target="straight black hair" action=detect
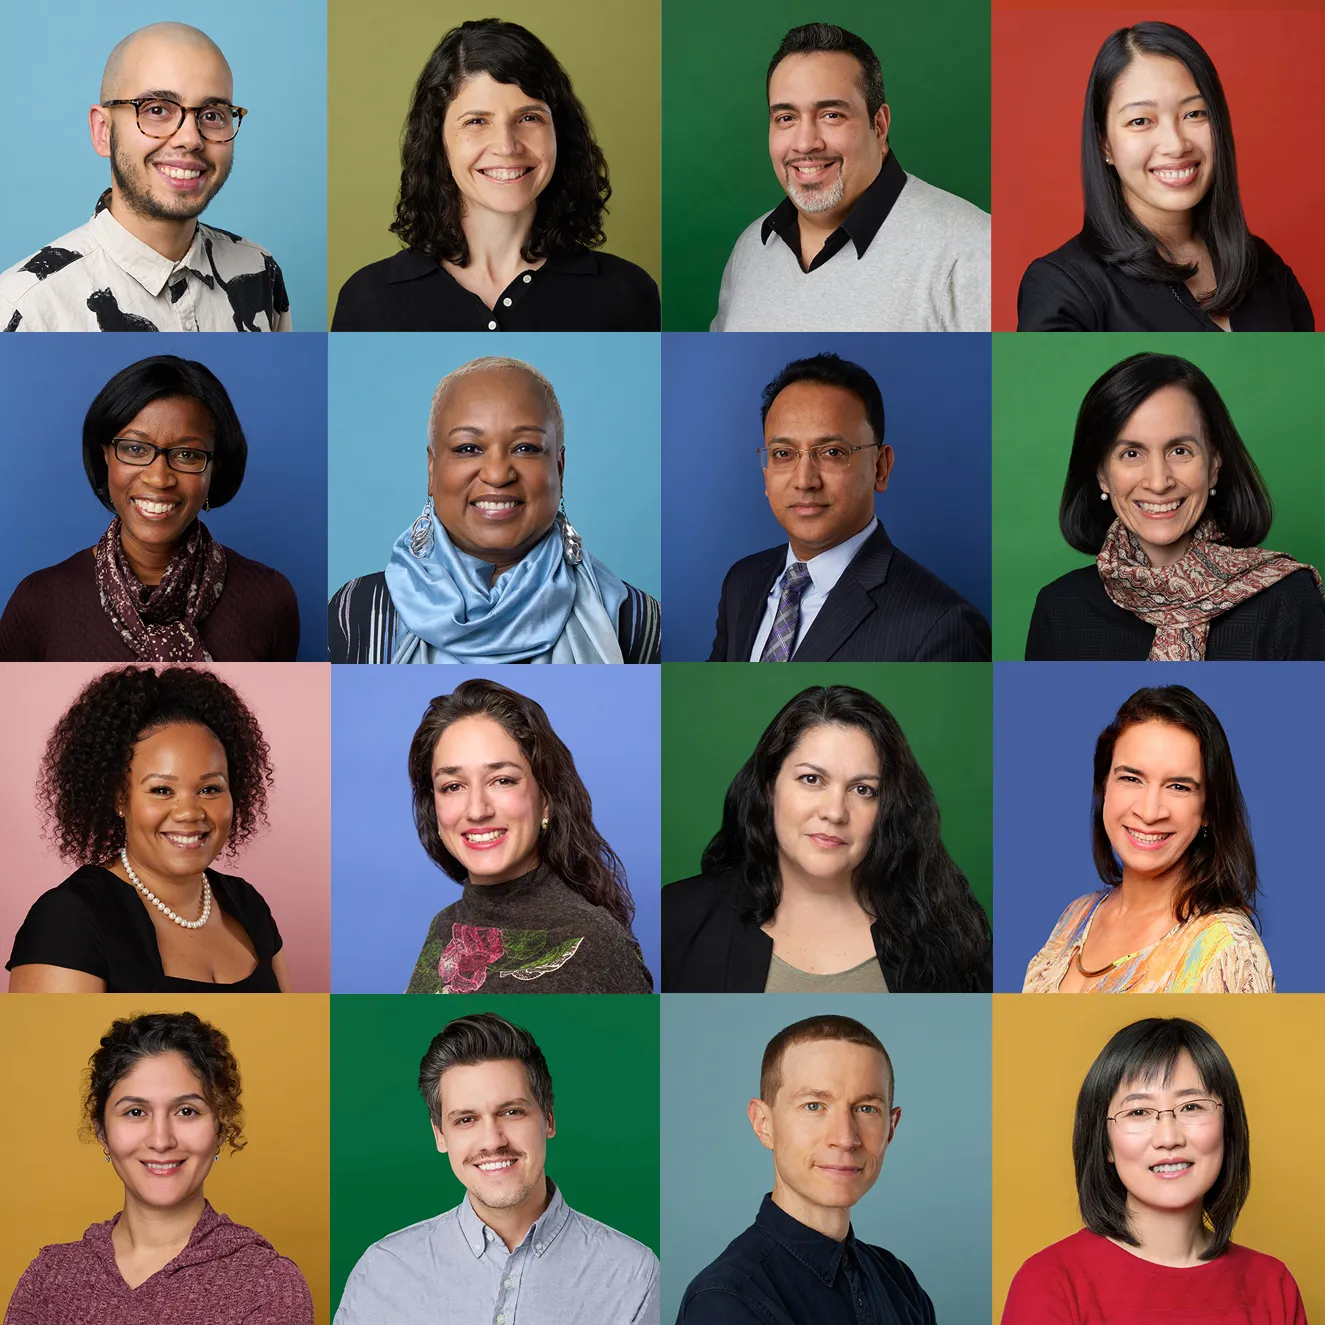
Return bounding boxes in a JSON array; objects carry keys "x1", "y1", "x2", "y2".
[
  {"x1": 1059, "y1": 352, "x2": 1272, "y2": 554},
  {"x1": 761, "y1": 353, "x2": 886, "y2": 444},
  {"x1": 701, "y1": 686, "x2": 990, "y2": 991},
  {"x1": 1073, "y1": 1017, "x2": 1250, "y2": 1259},
  {"x1": 1080, "y1": 22, "x2": 1255, "y2": 317},
  {"x1": 82, "y1": 355, "x2": 247, "y2": 511},
  {"x1": 767, "y1": 23, "x2": 886, "y2": 120}
]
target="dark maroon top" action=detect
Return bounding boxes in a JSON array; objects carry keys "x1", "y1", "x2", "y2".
[{"x1": 0, "y1": 546, "x2": 299, "y2": 662}]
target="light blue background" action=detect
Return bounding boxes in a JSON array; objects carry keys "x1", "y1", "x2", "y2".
[
  {"x1": 332, "y1": 664, "x2": 661, "y2": 992},
  {"x1": 0, "y1": 0, "x2": 327, "y2": 328},
  {"x1": 661, "y1": 994, "x2": 991, "y2": 1325},
  {"x1": 327, "y1": 333, "x2": 662, "y2": 600}
]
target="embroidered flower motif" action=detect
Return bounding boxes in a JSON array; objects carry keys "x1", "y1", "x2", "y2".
[{"x1": 438, "y1": 925, "x2": 504, "y2": 994}]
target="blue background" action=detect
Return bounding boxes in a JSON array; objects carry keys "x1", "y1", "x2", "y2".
[
  {"x1": 994, "y1": 661, "x2": 1325, "y2": 992},
  {"x1": 331, "y1": 665, "x2": 661, "y2": 992},
  {"x1": 327, "y1": 333, "x2": 662, "y2": 601},
  {"x1": 0, "y1": 1, "x2": 326, "y2": 328},
  {"x1": 661, "y1": 332, "x2": 993, "y2": 661},
  {"x1": 0, "y1": 333, "x2": 327, "y2": 661},
  {"x1": 660, "y1": 994, "x2": 992, "y2": 1325}
]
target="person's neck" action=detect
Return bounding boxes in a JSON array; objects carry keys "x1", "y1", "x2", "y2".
[
  {"x1": 107, "y1": 191, "x2": 198, "y2": 264},
  {"x1": 115, "y1": 1188, "x2": 206, "y2": 1258},
  {"x1": 772, "y1": 1177, "x2": 851, "y2": 1242},
  {"x1": 1113, "y1": 1198, "x2": 1210, "y2": 1267},
  {"x1": 776, "y1": 865, "x2": 862, "y2": 912},
  {"x1": 1113, "y1": 870, "x2": 1183, "y2": 921},
  {"x1": 113, "y1": 851, "x2": 208, "y2": 910},
  {"x1": 118, "y1": 527, "x2": 180, "y2": 587},
  {"x1": 787, "y1": 514, "x2": 873, "y2": 565},
  {"x1": 456, "y1": 207, "x2": 539, "y2": 282},
  {"x1": 470, "y1": 1175, "x2": 551, "y2": 1253}
]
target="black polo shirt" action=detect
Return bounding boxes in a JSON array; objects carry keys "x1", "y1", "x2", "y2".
[
  {"x1": 761, "y1": 152, "x2": 909, "y2": 273},
  {"x1": 677, "y1": 1195, "x2": 936, "y2": 1325},
  {"x1": 330, "y1": 246, "x2": 660, "y2": 331}
]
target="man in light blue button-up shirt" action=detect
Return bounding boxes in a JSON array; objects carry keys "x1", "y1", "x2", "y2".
[{"x1": 334, "y1": 1013, "x2": 659, "y2": 1325}]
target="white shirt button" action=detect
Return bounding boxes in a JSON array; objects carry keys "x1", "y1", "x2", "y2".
[
  {"x1": 502, "y1": 297, "x2": 513, "y2": 306},
  {"x1": 487, "y1": 320, "x2": 497, "y2": 330},
  {"x1": 522, "y1": 273, "x2": 532, "y2": 283},
  {"x1": 497, "y1": 1316, "x2": 505, "y2": 1324},
  {"x1": 535, "y1": 1243, "x2": 544, "y2": 1253}
]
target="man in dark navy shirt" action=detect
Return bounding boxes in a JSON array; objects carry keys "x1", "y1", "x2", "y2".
[{"x1": 676, "y1": 1014, "x2": 936, "y2": 1325}]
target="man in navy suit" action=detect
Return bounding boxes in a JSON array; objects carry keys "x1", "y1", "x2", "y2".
[{"x1": 708, "y1": 353, "x2": 990, "y2": 662}]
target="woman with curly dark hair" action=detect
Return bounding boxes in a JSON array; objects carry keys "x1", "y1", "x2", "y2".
[
  {"x1": 6, "y1": 666, "x2": 289, "y2": 994},
  {"x1": 330, "y1": 18, "x2": 659, "y2": 331},
  {"x1": 403, "y1": 678, "x2": 652, "y2": 993},
  {"x1": 5, "y1": 1012, "x2": 314, "y2": 1324},
  {"x1": 662, "y1": 685, "x2": 991, "y2": 992}
]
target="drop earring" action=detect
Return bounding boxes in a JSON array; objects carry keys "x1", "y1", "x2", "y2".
[
  {"x1": 102, "y1": 1148, "x2": 110, "y2": 1163},
  {"x1": 1100, "y1": 490, "x2": 1110, "y2": 501},
  {"x1": 203, "y1": 497, "x2": 210, "y2": 513},
  {"x1": 556, "y1": 497, "x2": 582, "y2": 566},
  {"x1": 410, "y1": 496, "x2": 436, "y2": 558}
]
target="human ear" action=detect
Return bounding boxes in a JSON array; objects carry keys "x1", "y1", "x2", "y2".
[
  {"x1": 90, "y1": 106, "x2": 112, "y2": 159},
  {"x1": 747, "y1": 1097, "x2": 774, "y2": 1152},
  {"x1": 431, "y1": 1121, "x2": 449, "y2": 1154},
  {"x1": 873, "y1": 444, "x2": 894, "y2": 494}
]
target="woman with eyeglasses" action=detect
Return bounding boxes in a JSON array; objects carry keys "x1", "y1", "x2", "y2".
[
  {"x1": 1002, "y1": 1017, "x2": 1305, "y2": 1323},
  {"x1": 0, "y1": 355, "x2": 299, "y2": 661}
]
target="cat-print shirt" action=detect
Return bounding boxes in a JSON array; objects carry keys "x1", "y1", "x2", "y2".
[{"x1": 0, "y1": 193, "x2": 291, "y2": 332}]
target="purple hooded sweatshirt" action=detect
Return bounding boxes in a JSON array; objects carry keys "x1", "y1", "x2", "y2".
[{"x1": 4, "y1": 1202, "x2": 313, "y2": 1325}]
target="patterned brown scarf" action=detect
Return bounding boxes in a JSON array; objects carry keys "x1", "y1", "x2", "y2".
[
  {"x1": 1097, "y1": 517, "x2": 1322, "y2": 660},
  {"x1": 94, "y1": 517, "x2": 227, "y2": 661}
]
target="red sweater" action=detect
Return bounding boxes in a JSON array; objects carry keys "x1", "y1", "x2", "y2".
[{"x1": 1002, "y1": 1229, "x2": 1306, "y2": 1324}]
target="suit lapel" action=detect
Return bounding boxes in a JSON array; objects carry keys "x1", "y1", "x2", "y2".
[
  {"x1": 733, "y1": 549, "x2": 786, "y2": 661},
  {"x1": 793, "y1": 524, "x2": 895, "y2": 661}
]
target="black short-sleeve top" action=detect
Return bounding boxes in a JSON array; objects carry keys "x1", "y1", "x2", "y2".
[{"x1": 6, "y1": 865, "x2": 283, "y2": 992}]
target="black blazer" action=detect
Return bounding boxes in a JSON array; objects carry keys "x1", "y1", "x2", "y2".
[
  {"x1": 662, "y1": 872, "x2": 992, "y2": 993},
  {"x1": 1026, "y1": 565, "x2": 1325, "y2": 660},
  {"x1": 1017, "y1": 234, "x2": 1313, "y2": 332},
  {"x1": 708, "y1": 524, "x2": 990, "y2": 662}
]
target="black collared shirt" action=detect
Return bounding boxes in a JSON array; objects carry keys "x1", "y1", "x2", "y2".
[
  {"x1": 760, "y1": 153, "x2": 908, "y2": 273},
  {"x1": 677, "y1": 1194, "x2": 936, "y2": 1325},
  {"x1": 330, "y1": 246, "x2": 660, "y2": 331}
]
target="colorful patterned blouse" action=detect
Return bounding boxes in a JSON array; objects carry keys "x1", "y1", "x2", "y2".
[{"x1": 1022, "y1": 890, "x2": 1275, "y2": 993}]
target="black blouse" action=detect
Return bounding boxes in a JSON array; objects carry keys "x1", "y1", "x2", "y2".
[
  {"x1": 6, "y1": 865, "x2": 283, "y2": 992},
  {"x1": 1026, "y1": 565, "x2": 1325, "y2": 660},
  {"x1": 331, "y1": 246, "x2": 660, "y2": 331},
  {"x1": 1017, "y1": 234, "x2": 1313, "y2": 331}
]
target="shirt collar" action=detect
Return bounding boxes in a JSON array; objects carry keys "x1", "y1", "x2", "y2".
[
  {"x1": 754, "y1": 1193, "x2": 855, "y2": 1286},
  {"x1": 89, "y1": 194, "x2": 210, "y2": 298},
  {"x1": 387, "y1": 246, "x2": 598, "y2": 284},
  {"x1": 455, "y1": 1178, "x2": 571, "y2": 1260},
  {"x1": 761, "y1": 152, "x2": 908, "y2": 264},
  {"x1": 781, "y1": 516, "x2": 878, "y2": 593}
]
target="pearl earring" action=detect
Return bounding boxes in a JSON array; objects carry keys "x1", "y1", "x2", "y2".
[
  {"x1": 1209, "y1": 487, "x2": 1216, "y2": 497},
  {"x1": 1100, "y1": 490, "x2": 1109, "y2": 501}
]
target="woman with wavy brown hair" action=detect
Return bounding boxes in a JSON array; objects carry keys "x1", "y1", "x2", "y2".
[{"x1": 331, "y1": 18, "x2": 659, "y2": 331}]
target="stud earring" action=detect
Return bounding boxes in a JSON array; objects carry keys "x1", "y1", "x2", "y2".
[
  {"x1": 1209, "y1": 487, "x2": 1216, "y2": 497},
  {"x1": 556, "y1": 497, "x2": 582, "y2": 567},
  {"x1": 1100, "y1": 490, "x2": 1110, "y2": 501},
  {"x1": 540, "y1": 816, "x2": 549, "y2": 831},
  {"x1": 410, "y1": 496, "x2": 436, "y2": 559},
  {"x1": 1104, "y1": 154, "x2": 1113, "y2": 164}
]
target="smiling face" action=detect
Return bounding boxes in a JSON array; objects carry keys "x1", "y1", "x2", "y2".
[
  {"x1": 120, "y1": 722, "x2": 231, "y2": 886},
  {"x1": 101, "y1": 1051, "x2": 219, "y2": 1212},
  {"x1": 772, "y1": 723, "x2": 881, "y2": 889},
  {"x1": 1102, "y1": 720, "x2": 1206, "y2": 888},
  {"x1": 1098, "y1": 384, "x2": 1218, "y2": 567},
  {"x1": 432, "y1": 1058, "x2": 554, "y2": 1219},
  {"x1": 1102, "y1": 52, "x2": 1214, "y2": 235},
  {"x1": 428, "y1": 366, "x2": 564, "y2": 573},
  {"x1": 432, "y1": 716, "x2": 547, "y2": 885},
  {"x1": 443, "y1": 72, "x2": 557, "y2": 225},
  {"x1": 1107, "y1": 1050, "x2": 1224, "y2": 1219}
]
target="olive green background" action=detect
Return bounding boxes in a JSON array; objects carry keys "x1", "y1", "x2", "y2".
[
  {"x1": 330, "y1": 996, "x2": 659, "y2": 1310},
  {"x1": 326, "y1": 0, "x2": 661, "y2": 327},
  {"x1": 993, "y1": 334, "x2": 1325, "y2": 659},
  {"x1": 660, "y1": 664, "x2": 993, "y2": 917},
  {"x1": 662, "y1": 0, "x2": 992, "y2": 329}
]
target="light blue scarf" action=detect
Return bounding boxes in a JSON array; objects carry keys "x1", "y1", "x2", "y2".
[{"x1": 384, "y1": 511, "x2": 627, "y2": 664}]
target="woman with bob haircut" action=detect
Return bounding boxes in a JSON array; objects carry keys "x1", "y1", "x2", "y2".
[
  {"x1": 402, "y1": 677, "x2": 652, "y2": 994},
  {"x1": 4, "y1": 1012, "x2": 314, "y2": 1324},
  {"x1": 1023, "y1": 685, "x2": 1273, "y2": 993},
  {"x1": 1026, "y1": 352, "x2": 1325, "y2": 660},
  {"x1": 662, "y1": 685, "x2": 991, "y2": 993},
  {"x1": 6, "y1": 666, "x2": 292, "y2": 994},
  {"x1": 1002, "y1": 1018, "x2": 1305, "y2": 1322},
  {"x1": 331, "y1": 18, "x2": 659, "y2": 331},
  {"x1": 0, "y1": 355, "x2": 298, "y2": 662},
  {"x1": 1018, "y1": 22, "x2": 1312, "y2": 332}
]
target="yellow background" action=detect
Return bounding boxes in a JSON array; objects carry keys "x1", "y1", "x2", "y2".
[
  {"x1": 0, "y1": 995, "x2": 330, "y2": 1323},
  {"x1": 993, "y1": 995, "x2": 1322, "y2": 1323}
]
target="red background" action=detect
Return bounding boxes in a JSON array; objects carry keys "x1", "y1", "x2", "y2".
[{"x1": 992, "y1": 8, "x2": 1325, "y2": 329}]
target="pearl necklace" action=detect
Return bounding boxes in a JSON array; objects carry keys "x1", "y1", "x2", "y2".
[{"x1": 120, "y1": 848, "x2": 212, "y2": 930}]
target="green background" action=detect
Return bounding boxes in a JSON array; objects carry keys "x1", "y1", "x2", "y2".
[
  {"x1": 330, "y1": 995, "x2": 660, "y2": 1311},
  {"x1": 993, "y1": 334, "x2": 1325, "y2": 660},
  {"x1": 661, "y1": 0, "x2": 992, "y2": 330},
  {"x1": 326, "y1": 0, "x2": 661, "y2": 327},
  {"x1": 660, "y1": 664, "x2": 993, "y2": 917}
]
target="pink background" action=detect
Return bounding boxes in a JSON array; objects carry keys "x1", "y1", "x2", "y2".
[{"x1": 0, "y1": 663, "x2": 330, "y2": 992}]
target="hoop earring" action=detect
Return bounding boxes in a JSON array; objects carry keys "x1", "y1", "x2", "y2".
[
  {"x1": 556, "y1": 499, "x2": 582, "y2": 567},
  {"x1": 410, "y1": 496, "x2": 435, "y2": 559}
]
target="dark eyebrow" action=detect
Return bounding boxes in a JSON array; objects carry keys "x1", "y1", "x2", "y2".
[
  {"x1": 139, "y1": 770, "x2": 227, "y2": 783},
  {"x1": 117, "y1": 426, "x2": 212, "y2": 444},
  {"x1": 445, "y1": 425, "x2": 548, "y2": 438},
  {"x1": 793, "y1": 761, "x2": 881, "y2": 782},
  {"x1": 454, "y1": 102, "x2": 548, "y2": 116},
  {"x1": 767, "y1": 433, "x2": 852, "y2": 446},
  {"x1": 137, "y1": 90, "x2": 233, "y2": 106},
  {"x1": 1114, "y1": 434, "x2": 1203, "y2": 448},
  {"x1": 446, "y1": 1095, "x2": 533, "y2": 1121},
  {"x1": 1112, "y1": 764, "x2": 1201, "y2": 788},
  {"x1": 770, "y1": 98, "x2": 852, "y2": 115},
  {"x1": 112, "y1": 1092, "x2": 208, "y2": 1108},
  {"x1": 1118, "y1": 93, "x2": 1205, "y2": 113},
  {"x1": 1119, "y1": 1086, "x2": 1207, "y2": 1104},
  {"x1": 433, "y1": 760, "x2": 522, "y2": 776}
]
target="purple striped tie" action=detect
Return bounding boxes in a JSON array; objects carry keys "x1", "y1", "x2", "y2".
[{"x1": 759, "y1": 562, "x2": 811, "y2": 662}]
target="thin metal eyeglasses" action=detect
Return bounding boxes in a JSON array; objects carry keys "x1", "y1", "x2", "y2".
[
  {"x1": 101, "y1": 98, "x2": 247, "y2": 142},
  {"x1": 109, "y1": 439, "x2": 215, "y2": 474},
  {"x1": 757, "y1": 441, "x2": 880, "y2": 471},
  {"x1": 1106, "y1": 1099, "x2": 1223, "y2": 1134}
]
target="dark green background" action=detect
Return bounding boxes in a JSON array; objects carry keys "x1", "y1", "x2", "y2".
[
  {"x1": 661, "y1": 0, "x2": 992, "y2": 329},
  {"x1": 330, "y1": 996, "x2": 660, "y2": 1311},
  {"x1": 993, "y1": 335, "x2": 1325, "y2": 659},
  {"x1": 660, "y1": 664, "x2": 993, "y2": 917}
]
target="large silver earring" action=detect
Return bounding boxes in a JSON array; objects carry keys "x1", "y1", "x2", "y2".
[
  {"x1": 556, "y1": 498, "x2": 582, "y2": 567},
  {"x1": 410, "y1": 497, "x2": 435, "y2": 559}
]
